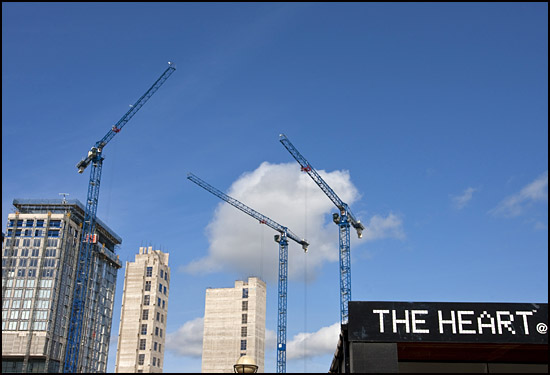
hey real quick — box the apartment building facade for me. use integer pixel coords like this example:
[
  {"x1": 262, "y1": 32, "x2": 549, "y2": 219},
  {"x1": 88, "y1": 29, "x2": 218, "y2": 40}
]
[
  {"x1": 1, "y1": 199, "x2": 122, "y2": 373},
  {"x1": 115, "y1": 246, "x2": 170, "y2": 373},
  {"x1": 201, "y1": 277, "x2": 266, "y2": 373}
]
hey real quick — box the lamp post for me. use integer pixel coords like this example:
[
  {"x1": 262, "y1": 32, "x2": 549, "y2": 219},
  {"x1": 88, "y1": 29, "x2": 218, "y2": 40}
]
[{"x1": 234, "y1": 355, "x2": 258, "y2": 373}]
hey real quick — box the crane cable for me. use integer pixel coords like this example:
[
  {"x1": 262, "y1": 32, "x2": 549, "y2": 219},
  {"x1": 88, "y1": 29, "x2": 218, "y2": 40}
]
[
  {"x1": 303, "y1": 175, "x2": 308, "y2": 372},
  {"x1": 260, "y1": 222, "x2": 264, "y2": 281},
  {"x1": 104, "y1": 135, "x2": 118, "y2": 223}
]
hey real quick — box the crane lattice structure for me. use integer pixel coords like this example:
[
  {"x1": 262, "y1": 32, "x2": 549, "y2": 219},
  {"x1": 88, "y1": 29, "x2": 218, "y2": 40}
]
[
  {"x1": 279, "y1": 134, "x2": 364, "y2": 325},
  {"x1": 187, "y1": 173, "x2": 308, "y2": 373},
  {"x1": 63, "y1": 63, "x2": 176, "y2": 373}
]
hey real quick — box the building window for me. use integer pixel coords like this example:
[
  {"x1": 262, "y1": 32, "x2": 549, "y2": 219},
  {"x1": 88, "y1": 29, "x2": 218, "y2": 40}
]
[
  {"x1": 242, "y1": 288, "x2": 248, "y2": 298},
  {"x1": 158, "y1": 297, "x2": 161, "y2": 306},
  {"x1": 161, "y1": 314, "x2": 164, "y2": 323},
  {"x1": 47, "y1": 230, "x2": 59, "y2": 237},
  {"x1": 144, "y1": 295, "x2": 150, "y2": 306},
  {"x1": 36, "y1": 220, "x2": 44, "y2": 227},
  {"x1": 138, "y1": 354, "x2": 145, "y2": 365},
  {"x1": 159, "y1": 344, "x2": 162, "y2": 353},
  {"x1": 153, "y1": 357, "x2": 156, "y2": 366},
  {"x1": 164, "y1": 272, "x2": 167, "y2": 281},
  {"x1": 156, "y1": 312, "x2": 160, "y2": 322},
  {"x1": 160, "y1": 270, "x2": 164, "y2": 278},
  {"x1": 146, "y1": 267, "x2": 153, "y2": 277},
  {"x1": 26, "y1": 220, "x2": 34, "y2": 227},
  {"x1": 145, "y1": 281, "x2": 151, "y2": 291},
  {"x1": 155, "y1": 327, "x2": 159, "y2": 336},
  {"x1": 240, "y1": 340, "x2": 247, "y2": 351},
  {"x1": 159, "y1": 283, "x2": 163, "y2": 292},
  {"x1": 139, "y1": 339, "x2": 146, "y2": 350},
  {"x1": 33, "y1": 238, "x2": 41, "y2": 247},
  {"x1": 160, "y1": 328, "x2": 163, "y2": 338},
  {"x1": 241, "y1": 326, "x2": 247, "y2": 337},
  {"x1": 141, "y1": 324, "x2": 147, "y2": 335},
  {"x1": 242, "y1": 301, "x2": 248, "y2": 311},
  {"x1": 163, "y1": 286, "x2": 166, "y2": 295},
  {"x1": 154, "y1": 342, "x2": 157, "y2": 351},
  {"x1": 242, "y1": 314, "x2": 247, "y2": 324},
  {"x1": 142, "y1": 309, "x2": 149, "y2": 320},
  {"x1": 46, "y1": 239, "x2": 58, "y2": 247},
  {"x1": 17, "y1": 220, "x2": 23, "y2": 227},
  {"x1": 162, "y1": 300, "x2": 165, "y2": 309}
]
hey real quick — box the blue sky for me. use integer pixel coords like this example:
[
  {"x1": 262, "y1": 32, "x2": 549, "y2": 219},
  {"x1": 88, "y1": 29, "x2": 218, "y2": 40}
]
[{"x1": 2, "y1": 2, "x2": 548, "y2": 373}]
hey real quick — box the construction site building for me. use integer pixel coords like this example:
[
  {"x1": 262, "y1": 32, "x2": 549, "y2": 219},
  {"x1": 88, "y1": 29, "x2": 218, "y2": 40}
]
[
  {"x1": 201, "y1": 277, "x2": 266, "y2": 373},
  {"x1": 1, "y1": 199, "x2": 122, "y2": 373},
  {"x1": 115, "y1": 246, "x2": 170, "y2": 373}
]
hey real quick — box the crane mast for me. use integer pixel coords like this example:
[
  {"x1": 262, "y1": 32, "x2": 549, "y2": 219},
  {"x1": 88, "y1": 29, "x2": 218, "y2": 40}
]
[
  {"x1": 187, "y1": 173, "x2": 308, "y2": 373},
  {"x1": 63, "y1": 63, "x2": 175, "y2": 373},
  {"x1": 279, "y1": 134, "x2": 364, "y2": 325}
]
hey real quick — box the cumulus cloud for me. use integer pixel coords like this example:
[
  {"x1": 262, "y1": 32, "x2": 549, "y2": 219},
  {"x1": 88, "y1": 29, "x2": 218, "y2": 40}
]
[
  {"x1": 265, "y1": 323, "x2": 340, "y2": 360},
  {"x1": 286, "y1": 322, "x2": 340, "y2": 360},
  {"x1": 363, "y1": 213, "x2": 405, "y2": 241},
  {"x1": 165, "y1": 317, "x2": 204, "y2": 357},
  {"x1": 490, "y1": 171, "x2": 548, "y2": 218},
  {"x1": 451, "y1": 187, "x2": 477, "y2": 210},
  {"x1": 183, "y1": 162, "x2": 404, "y2": 282}
]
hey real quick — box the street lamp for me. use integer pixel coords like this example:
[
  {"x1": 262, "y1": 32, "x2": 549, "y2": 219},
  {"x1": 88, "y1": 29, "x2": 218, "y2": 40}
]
[{"x1": 234, "y1": 355, "x2": 258, "y2": 373}]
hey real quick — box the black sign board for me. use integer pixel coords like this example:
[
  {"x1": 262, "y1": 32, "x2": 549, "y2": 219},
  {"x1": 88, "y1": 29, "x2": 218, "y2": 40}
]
[{"x1": 348, "y1": 301, "x2": 548, "y2": 345}]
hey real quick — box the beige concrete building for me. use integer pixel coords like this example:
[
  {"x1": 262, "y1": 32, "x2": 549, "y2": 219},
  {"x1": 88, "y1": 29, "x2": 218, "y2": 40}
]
[
  {"x1": 201, "y1": 277, "x2": 266, "y2": 373},
  {"x1": 115, "y1": 247, "x2": 170, "y2": 373}
]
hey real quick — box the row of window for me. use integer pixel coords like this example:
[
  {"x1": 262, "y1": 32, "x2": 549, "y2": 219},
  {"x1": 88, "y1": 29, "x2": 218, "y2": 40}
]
[
  {"x1": 6, "y1": 229, "x2": 60, "y2": 237},
  {"x1": 4, "y1": 288, "x2": 52, "y2": 299},
  {"x1": 8, "y1": 219, "x2": 61, "y2": 228},
  {"x1": 2, "y1": 320, "x2": 48, "y2": 331},
  {"x1": 4, "y1": 309, "x2": 48, "y2": 321},
  {"x1": 141, "y1": 309, "x2": 165, "y2": 323},
  {"x1": 4, "y1": 238, "x2": 58, "y2": 249},
  {"x1": 4, "y1": 278, "x2": 52, "y2": 288},
  {"x1": 137, "y1": 354, "x2": 161, "y2": 367},
  {"x1": 2, "y1": 268, "x2": 54, "y2": 278},
  {"x1": 138, "y1": 338, "x2": 163, "y2": 353},
  {"x1": 146, "y1": 266, "x2": 169, "y2": 282},
  {"x1": 158, "y1": 282, "x2": 167, "y2": 295},
  {"x1": 143, "y1": 295, "x2": 167, "y2": 309},
  {"x1": 140, "y1": 324, "x2": 164, "y2": 338}
]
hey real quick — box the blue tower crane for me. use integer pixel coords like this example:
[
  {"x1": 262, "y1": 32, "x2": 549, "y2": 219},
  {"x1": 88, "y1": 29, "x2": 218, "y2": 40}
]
[
  {"x1": 279, "y1": 134, "x2": 364, "y2": 325},
  {"x1": 187, "y1": 173, "x2": 308, "y2": 373},
  {"x1": 63, "y1": 63, "x2": 176, "y2": 373}
]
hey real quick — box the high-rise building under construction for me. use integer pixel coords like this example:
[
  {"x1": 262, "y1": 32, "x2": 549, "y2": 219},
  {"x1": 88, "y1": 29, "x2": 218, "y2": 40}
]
[
  {"x1": 115, "y1": 246, "x2": 170, "y2": 373},
  {"x1": 1, "y1": 199, "x2": 122, "y2": 373},
  {"x1": 201, "y1": 277, "x2": 266, "y2": 373}
]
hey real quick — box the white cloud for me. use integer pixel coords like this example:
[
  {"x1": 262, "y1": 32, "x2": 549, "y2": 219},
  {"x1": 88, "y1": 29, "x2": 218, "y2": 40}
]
[
  {"x1": 265, "y1": 328, "x2": 277, "y2": 349},
  {"x1": 286, "y1": 322, "x2": 340, "y2": 360},
  {"x1": 363, "y1": 213, "x2": 405, "y2": 241},
  {"x1": 490, "y1": 171, "x2": 548, "y2": 218},
  {"x1": 183, "y1": 162, "x2": 361, "y2": 282},
  {"x1": 183, "y1": 162, "x2": 405, "y2": 282},
  {"x1": 165, "y1": 317, "x2": 204, "y2": 357},
  {"x1": 451, "y1": 187, "x2": 477, "y2": 210}
]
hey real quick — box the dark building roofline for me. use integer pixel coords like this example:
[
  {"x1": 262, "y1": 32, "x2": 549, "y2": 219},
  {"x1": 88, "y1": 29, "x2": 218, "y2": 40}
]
[{"x1": 12, "y1": 198, "x2": 122, "y2": 244}]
